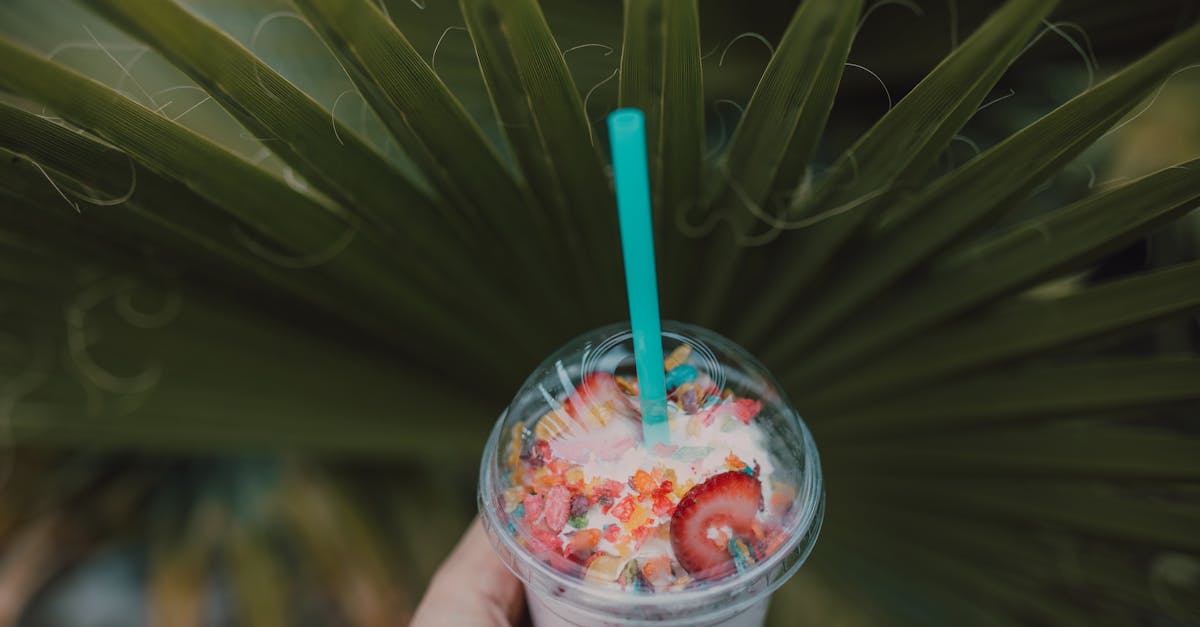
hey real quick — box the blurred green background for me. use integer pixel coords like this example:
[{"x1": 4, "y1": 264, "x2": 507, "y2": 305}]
[{"x1": 0, "y1": 0, "x2": 1198, "y2": 625}]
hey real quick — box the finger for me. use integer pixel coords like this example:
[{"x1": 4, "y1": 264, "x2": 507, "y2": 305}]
[{"x1": 411, "y1": 518, "x2": 524, "y2": 627}]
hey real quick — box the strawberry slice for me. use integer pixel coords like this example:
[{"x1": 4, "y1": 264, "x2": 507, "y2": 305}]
[{"x1": 669, "y1": 471, "x2": 763, "y2": 580}]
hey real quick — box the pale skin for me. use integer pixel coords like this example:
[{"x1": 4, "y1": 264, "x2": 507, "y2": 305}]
[{"x1": 411, "y1": 518, "x2": 525, "y2": 626}]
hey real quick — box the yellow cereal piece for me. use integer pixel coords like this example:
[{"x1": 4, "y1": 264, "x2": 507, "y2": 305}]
[
  {"x1": 585, "y1": 554, "x2": 625, "y2": 583},
  {"x1": 673, "y1": 479, "x2": 695, "y2": 499},
  {"x1": 503, "y1": 486, "x2": 526, "y2": 513},
  {"x1": 664, "y1": 344, "x2": 692, "y2": 371},
  {"x1": 615, "y1": 376, "x2": 638, "y2": 396},
  {"x1": 565, "y1": 467, "x2": 584, "y2": 486},
  {"x1": 506, "y1": 422, "x2": 524, "y2": 469},
  {"x1": 624, "y1": 503, "x2": 651, "y2": 530},
  {"x1": 535, "y1": 410, "x2": 571, "y2": 440},
  {"x1": 662, "y1": 468, "x2": 677, "y2": 486},
  {"x1": 615, "y1": 542, "x2": 633, "y2": 559}
]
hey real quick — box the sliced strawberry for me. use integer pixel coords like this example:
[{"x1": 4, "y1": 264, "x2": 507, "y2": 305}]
[{"x1": 669, "y1": 471, "x2": 763, "y2": 580}]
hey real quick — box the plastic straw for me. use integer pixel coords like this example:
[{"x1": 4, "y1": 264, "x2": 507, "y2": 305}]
[{"x1": 607, "y1": 108, "x2": 670, "y2": 448}]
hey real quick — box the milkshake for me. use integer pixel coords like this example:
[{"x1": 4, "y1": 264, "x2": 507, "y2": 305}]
[{"x1": 479, "y1": 322, "x2": 824, "y2": 626}]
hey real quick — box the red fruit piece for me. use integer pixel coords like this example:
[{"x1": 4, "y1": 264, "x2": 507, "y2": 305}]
[
  {"x1": 544, "y1": 486, "x2": 571, "y2": 533},
  {"x1": 669, "y1": 471, "x2": 763, "y2": 580},
  {"x1": 610, "y1": 496, "x2": 636, "y2": 523},
  {"x1": 523, "y1": 493, "x2": 544, "y2": 522},
  {"x1": 603, "y1": 524, "x2": 620, "y2": 543}
]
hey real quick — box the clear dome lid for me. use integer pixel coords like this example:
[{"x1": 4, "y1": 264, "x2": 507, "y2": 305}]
[{"x1": 479, "y1": 321, "x2": 823, "y2": 619}]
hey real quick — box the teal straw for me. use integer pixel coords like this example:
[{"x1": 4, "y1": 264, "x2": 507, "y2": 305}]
[{"x1": 607, "y1": 109, "x2": 670, "y2": 448}]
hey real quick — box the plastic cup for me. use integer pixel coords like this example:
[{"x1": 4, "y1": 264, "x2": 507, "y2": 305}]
[{"x1": 479, "y1": 322, "x2": 824, "y2": 626}]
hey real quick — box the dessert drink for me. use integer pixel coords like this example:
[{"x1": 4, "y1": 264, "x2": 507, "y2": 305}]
[{"x1": 479, "y1": 322, "x2": 824, "y2": 626}]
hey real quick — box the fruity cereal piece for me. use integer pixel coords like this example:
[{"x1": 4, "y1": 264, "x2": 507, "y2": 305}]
[
  {"x1": 544, "y1": 486, "x2": 571, "y2": 533},
  {"x1": 641, "y1": 556, "x2": 673, "y2": 587},
  {"x1": 564, "y1": 467, "x2": 585, "y2": 488},
  {"x1": 731, "y1": 398, "x2": 762, "y2": 425},
  {"x1": 624, "y1": 503, "x2": 652, "y2": 530},
  {"x1": 630, "y1": 469, "x2": 656, "y2": 495},
  {"x1": 610, "y1": 496, "x2": 636, "y2": 523},
  {"x1": 672, "y1": 478, "x2": 696, "y2": 499},
  {"x1": 569, "y1": 494, "x2": 589, "y2": 518},
  {"x1": 663, "y1": 344, "x2": 692, "y2": 371},
  {"x1": 503, "y1": 486, "x2": 526, "y2": 513},
  {"x1": 652, "y1": 490, "x2": 676, "y2": 517},
  {"x1": 669, "y1": 471, "x2": 763, "y2": 580},
  {"x1": 535, "y1": 409, "x2": 571, "y2": 441},
  {"x1": 614, "y1": 376, "x2": 639, "y2": 396},
  {"x1": 506, "y1": 422, "x2": 524, "y2": 468},
  {"x1": 620, "y1": 559, "x2": 652, "y2": 591},
  {"x1": 725, "y1": 452, "x2": 748, "y2": 471},
  {"x1": 677, "y1": 382, "x2": 701, "y2": 413},
  {"x1": 584, "y1": 553, "x2": 624, "y2": 583},
  {"x1": 602, "y1": 524, "x2": 621, "y2": 543},
  {"x1": 565, "y1": 528, "x2": 602, "y2": 562},
  {"x1": 523, "y1": 493, "x2": 544, "y2": 522},
  {"x1": 770, "y1": 483, "x2": 796, "y2": 516},
  {"x1": 528, "y1": 525, "x2": 563, "y2": 554},
  {"x1": 631, "y1": 524, "x2": 655, "y2": 549}
]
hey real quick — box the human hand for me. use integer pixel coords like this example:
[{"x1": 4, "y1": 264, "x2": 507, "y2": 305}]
[{"x1": 410, "y1": 518, "x2": 525, "y2": 626}]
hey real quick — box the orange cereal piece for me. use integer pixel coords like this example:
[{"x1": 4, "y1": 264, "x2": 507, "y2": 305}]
[
  {"x1": 725, "y1": 452, "x2": 748, "y2": 471},
  {"x1": 564, "y1": 467, "x2": 585, "y2": 488},
  {"x1": 630, "y1": 469, "x2": 656, "y2": 495},
  {"x1": 641, "y1": 556, "x2": 673, "y2": 585},
  {"x1": 534, "y1": 467, "x2": 564, "y2": 489},
  {"x1": 770, "y1": 485, "x2": 796, "y2": 515}
]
